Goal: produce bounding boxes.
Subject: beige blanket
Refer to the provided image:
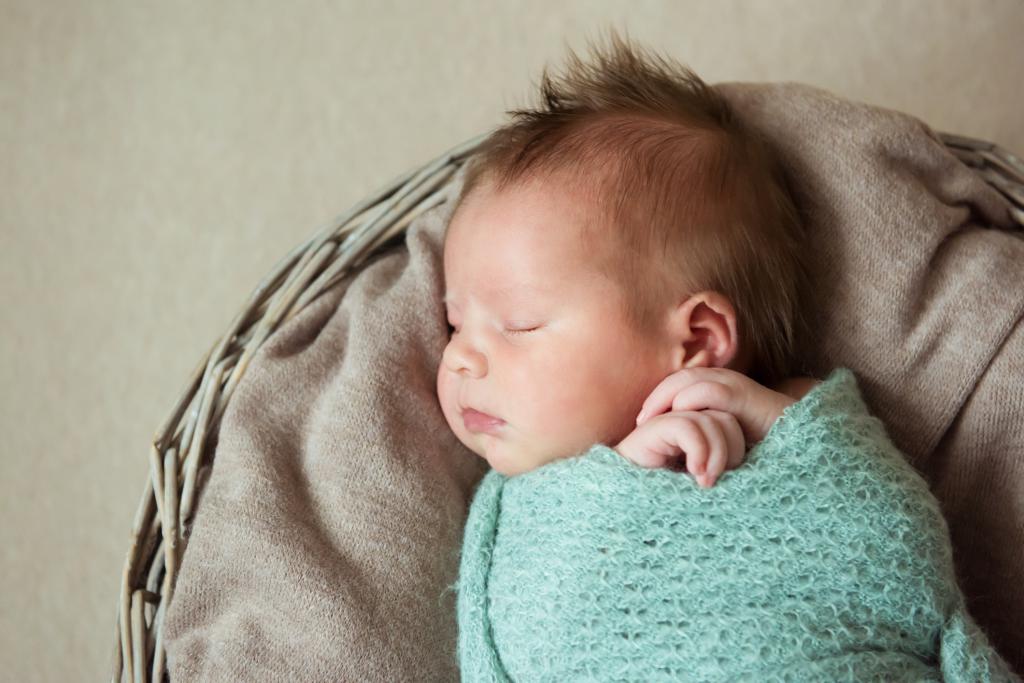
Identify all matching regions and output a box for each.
[163,82,1024,680]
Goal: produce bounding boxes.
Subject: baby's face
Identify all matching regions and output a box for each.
[436,178,676,476]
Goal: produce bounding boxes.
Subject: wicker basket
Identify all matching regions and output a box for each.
[109,129,1024,682]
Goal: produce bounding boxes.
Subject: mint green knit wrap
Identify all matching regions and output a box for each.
[455,368,1018,681]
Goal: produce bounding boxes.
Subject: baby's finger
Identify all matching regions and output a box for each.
[669,381,737,419]
[615,414,678,469]
[671,415,709,477]
[623,444,669,469]
[704,410,746,470]
[692,412,727,488]
[636,369,734,425]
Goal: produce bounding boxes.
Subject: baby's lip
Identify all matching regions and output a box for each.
[461,407,506,434]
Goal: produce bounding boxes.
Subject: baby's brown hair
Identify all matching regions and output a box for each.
[451,28,810,387]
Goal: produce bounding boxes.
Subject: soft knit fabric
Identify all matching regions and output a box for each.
[455,367,1019,682]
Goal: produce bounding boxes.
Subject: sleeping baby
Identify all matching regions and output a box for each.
[437,33,1018,681]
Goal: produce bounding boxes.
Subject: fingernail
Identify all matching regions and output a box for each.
[636,411,646,424]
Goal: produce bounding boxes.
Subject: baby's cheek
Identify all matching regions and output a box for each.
[435,368,457,429]
[530,372,602,433]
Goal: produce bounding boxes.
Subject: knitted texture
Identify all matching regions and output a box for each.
[455,367,1019,682]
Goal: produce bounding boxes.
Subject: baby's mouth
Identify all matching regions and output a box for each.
[461,408,506,435]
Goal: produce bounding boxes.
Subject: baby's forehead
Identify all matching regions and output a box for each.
[447,184,611,253]
[443,174,618,285]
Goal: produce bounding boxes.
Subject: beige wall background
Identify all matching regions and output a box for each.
[1,1,1021,680]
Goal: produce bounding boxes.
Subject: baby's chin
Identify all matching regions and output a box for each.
[453,420,594,476]
[479,439,572,477]
[461,433,533,476]
[487,456,539,477]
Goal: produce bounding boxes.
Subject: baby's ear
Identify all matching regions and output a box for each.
[672,291,741,370]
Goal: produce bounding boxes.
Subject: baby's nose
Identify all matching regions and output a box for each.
[444,339,487,378]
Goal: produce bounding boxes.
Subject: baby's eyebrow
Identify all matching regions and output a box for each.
[444,283,549,306]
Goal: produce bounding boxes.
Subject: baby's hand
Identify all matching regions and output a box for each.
[635,367,811,446]
[613,409,745,487]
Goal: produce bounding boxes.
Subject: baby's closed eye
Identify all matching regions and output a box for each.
[443,320,544,338]
[505,323,541,335]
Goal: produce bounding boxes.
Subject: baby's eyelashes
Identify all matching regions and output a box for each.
[442,318,543,340]
[505,324,541,335]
